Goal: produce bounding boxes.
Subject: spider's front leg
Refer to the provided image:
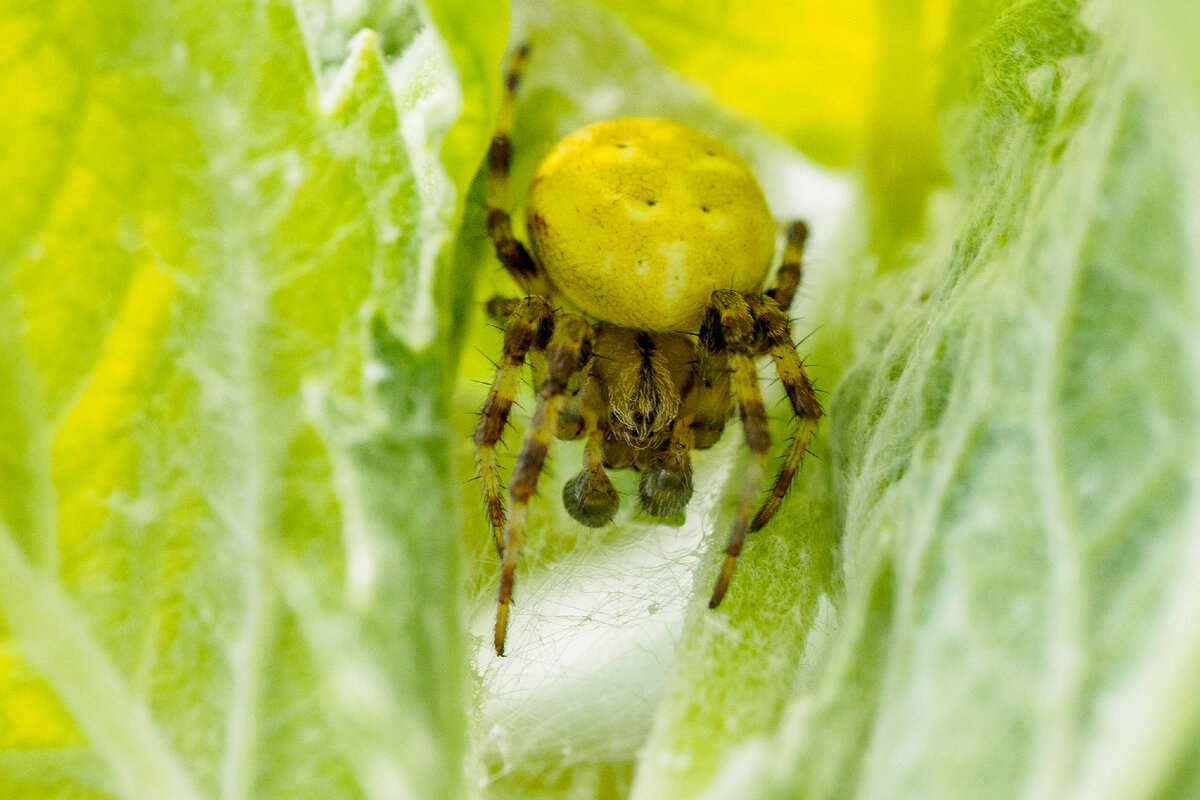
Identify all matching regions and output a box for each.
[699,290,771,608]
[746,217,821,530]
[495,313,595,656]
[474,296,555,555]
[747,295,822,532]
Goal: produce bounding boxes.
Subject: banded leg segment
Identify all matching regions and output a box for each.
[486,44,551,295]
[496,314,595,655]
[700,291,771,609]
[748,297,822,532]
[765,220,809,312]
[474,296,554,555]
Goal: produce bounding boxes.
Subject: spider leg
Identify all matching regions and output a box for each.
[700,290,770,608]
[496,313,594,656]
[691,346,731,450]
[485,295,522,321]
[486,44,553,295]
[764,220,808,312]
[747,297,822,532]
[474,296,555,556]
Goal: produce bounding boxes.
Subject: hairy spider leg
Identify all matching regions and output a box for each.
[485,296,521,321]
[474,296,555,555]
[747,296,823,532]
[764,220,808,313]
[496,314,595,656]
[700,291,770,609]
[485,44,552,296]
[690,342,732,450]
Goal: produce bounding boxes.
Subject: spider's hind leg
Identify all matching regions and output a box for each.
[486,44,552,296]
[764,220,808,313]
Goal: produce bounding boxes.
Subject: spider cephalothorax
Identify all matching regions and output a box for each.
[476,46,822,655]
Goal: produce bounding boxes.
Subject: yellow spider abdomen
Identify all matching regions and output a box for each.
[526,119,775,332]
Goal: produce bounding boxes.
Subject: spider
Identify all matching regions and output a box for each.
[476,46,822,656]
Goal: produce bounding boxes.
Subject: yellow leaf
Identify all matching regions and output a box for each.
[0,645,82,749]
[594,0,880,166]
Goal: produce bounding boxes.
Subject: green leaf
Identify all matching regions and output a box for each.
[0,1,505,797]
[5,0,1199,798]
[634,0,1200,798]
